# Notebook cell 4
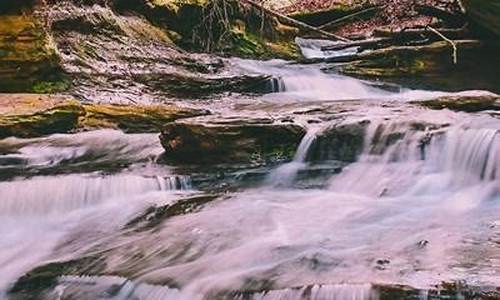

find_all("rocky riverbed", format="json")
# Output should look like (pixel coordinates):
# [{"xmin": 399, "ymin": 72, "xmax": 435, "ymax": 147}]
[{"xmin": 1, "ymin": 1, "xmax": 500, "ymax": 299}]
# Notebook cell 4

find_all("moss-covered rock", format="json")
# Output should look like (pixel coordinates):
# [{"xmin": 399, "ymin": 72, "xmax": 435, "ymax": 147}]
[
  {"xmin": 0, "ymin": 94, "xmax": 211, "ymax": 138},
  {"xmin": 0, "ymin": 15, "xmax": 68, "ymax": 93},
  {"xmin": 412, "ymin": 94, "xmax": 500, "ymax": 112},
  {"xmin": 80, "ymin": 102, "xmax": 210, "ymax": 133},
  {"xmin": 115, "ymin": 0, "xmax": 301, "ymax": 59},
  {"xmin": 160, "ymin": 116, "xmax": 306, "ymax": 164},
  {"xmin": 0, "ymin": 94, "xmax": 83, "ymax": 139},
  {"xmin": 338, "ymin": 40, "xmax": 483, "ymax": 78}
]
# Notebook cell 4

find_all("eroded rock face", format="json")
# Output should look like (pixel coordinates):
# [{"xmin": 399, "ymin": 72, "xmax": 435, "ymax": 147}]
[
  {"xmin": 160, "ymin": 116, "xmax": 306, "ymax": 164},
  {"xmin": 0, "ymin": 15, "xmax": 67, "ymax": 93},
  {"xmin": 0, "ymin": 94, "xmax": 209, "ymax": 138},
  {"xmin": 0, "ymin": 94, "xmax": 83, "ymax": 138}
]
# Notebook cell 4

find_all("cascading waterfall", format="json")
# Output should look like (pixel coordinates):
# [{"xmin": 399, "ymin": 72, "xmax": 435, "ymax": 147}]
[
  {"xmin": 267, "ymin": 126, "xmax": 323, "ymax": 187},
  {"xmin": 53, "ymin": 276, "xmax": 377, "ymax": 300},
  {"xmin": 233, "ymin": 58, "xmax": 389, "ymax": 101},
  {"xmin": 0, "ymin": 174, "xmax": 191, "ymax": 216},
  {"xmin": 329, "ymin": 121, "xmax": 500, "ymax": 198},
  {"xmin": 2, "ymin": 32, "xmax": 500, "ymax": 298}
]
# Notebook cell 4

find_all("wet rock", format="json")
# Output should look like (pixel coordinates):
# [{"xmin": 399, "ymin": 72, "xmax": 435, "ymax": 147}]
[
  {"xmin": 412, "ymin": 94, "xmax": 500, "ymax": 112},
  {"xmin": 39, "ymin": 1, "xmax": 285, "ymax": 102},
  {"xmin": 160, "ymin": 116, "xmax": 306, "ymax": 164},
  {"xmin": 337, "ymin": 40, "xmax": 484, "ymax": 78},
  {"xmin": 125, "ymin": 194, "xmax": 220, "ymax": 231},
  {"xmin": 80, "ymin": 103, "xmax": 210, "ymax": 133},
  {"xmin": 8, "ymin": 256, "xmax": 105, "ymax": 300},
  {"xmin": 307, "ymin": 120, "xmax": 368, "ymax": 162},
  {"xmin": 0, "ymin": 94, "xmax": 210, "ymax": 138},
  {"xmin": 0, "ymin": 94, "xmax": 84, "ymax": 139},
  {"xmin": 135, "ymin": 73, "xmax": 274, "ymax": 98}
]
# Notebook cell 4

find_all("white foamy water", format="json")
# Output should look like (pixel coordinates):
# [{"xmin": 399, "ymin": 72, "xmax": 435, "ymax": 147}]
[
  {"xmin": 90, "ymin": 118, "xmax": 498, "ymax": 299},
  {"xmin": 53, "ymin": 276, "xmax": 377, "ymax": 300},
  {"xmin": 233, "ymin": 42, "xmax": 497, "ymax": 103},
  {"xmin": 1, "ymin": 39, "xmax": 500, "ymax": 299},
  {"xmin": 233, "ymin": 58, "xmax": 390, "ymax": 101},
  {"xmin": 0, "ymin": 170, "xmax": 191, "ymax": 295},
  {"xmin": 0, "ymin": 129, "xmax": 163, "ymax": 170},
  {"xmin": 0, "ymin": 174, "xmax": 191, "ymax": 216},
  {"xmin": 267, "ymin": 125, "xmax": 323, "ymax": 186}
]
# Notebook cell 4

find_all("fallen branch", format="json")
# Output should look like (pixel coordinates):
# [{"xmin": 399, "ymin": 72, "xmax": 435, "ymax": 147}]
[
  {"xmin": 426, "ymin": 25, "xmax": 458, "ymax": 64},
  {"xmin": 373, "ymin": 27, "xmax": 469, "ymax": 39},
  {"xmin": 321, "ymin": 26, "xmax": 469, "ymax": 52},
  {"xmin": 303, "ymin": 40, "xmax": 480, "ymax": 64},
  {"xmin": 239, "ymin": 0, "xmax": 351, "ymax": 42},
  {"xmin": 321, "ymin": 37, "xmax": 391, "ymax": 51},
  {"xmin": 318, "ymin": 6, "xmax": 382, "ymax": 30}
]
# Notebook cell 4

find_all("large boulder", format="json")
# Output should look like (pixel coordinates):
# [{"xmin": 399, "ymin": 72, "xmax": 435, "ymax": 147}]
[{"xmin": 160, "ymin": 116, "xmax": 306, "ymax": 164}]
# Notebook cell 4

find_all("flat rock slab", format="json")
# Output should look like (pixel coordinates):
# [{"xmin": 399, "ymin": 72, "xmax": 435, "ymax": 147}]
[
  {"xmin": 0, "ymin": 94, "xmax": 209, "ymax": 138},
  {"xmin": 160, "ymin": 115, "xmax": 306, "ymax": 164},
  {"xmin": 411, "ymin": 94, "xmax": 500, "ymax": 112}
]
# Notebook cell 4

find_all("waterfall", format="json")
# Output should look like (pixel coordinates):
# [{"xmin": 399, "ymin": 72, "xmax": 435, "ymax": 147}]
[
  {"xmin": 53, "ymin": 276, "xmax": 377, "ymax": 300},
  {"xmin": 267, "ymin": 126, "xmax": 322, "ymax": 187},
  {"xmin": 428, "ymin": 128, "xmax": 499, "ymax": 182},
  {"xmin": 232, "ymin": 58, "xmax": 389, "ymax": 101},
  {"xmin": 0, "ymin": 174, "xmax": 191, "ymax": 216},
  {"xmin": 250, "ymin": 284, "xmax": 377, "ymax": 300},
  {"xmin": 330, "ymin": 120, "xmax": 500, "ymax": 198}
]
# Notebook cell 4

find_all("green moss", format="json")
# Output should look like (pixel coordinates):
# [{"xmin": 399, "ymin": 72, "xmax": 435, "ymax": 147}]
[
  {"xmin": 0, "ymin": 15, "xmax": 66, "ymax": 93},
  {"xmin": 229, "ymin": 29, "xmax": 300, "ymax": 59},
  {"xmin": 122, "ymin": 0, "xmax": 301, "ymax": 59},
  {"xmin": 31, "ymin": 79, "xmax": 71, "ymax": 94}
]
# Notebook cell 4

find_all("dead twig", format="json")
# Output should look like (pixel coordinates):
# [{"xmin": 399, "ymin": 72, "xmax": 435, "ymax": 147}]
[{"xmin": 426, "ymin": 25, "xmax": 458, "ymax": 64}]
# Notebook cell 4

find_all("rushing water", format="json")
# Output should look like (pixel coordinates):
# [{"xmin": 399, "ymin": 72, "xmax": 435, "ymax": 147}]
[{"xmin": 1, "ymin": 40, "xmax": 500, "ymax": 299}]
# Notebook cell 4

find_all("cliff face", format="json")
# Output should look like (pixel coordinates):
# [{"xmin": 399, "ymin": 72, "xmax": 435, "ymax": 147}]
[
  {"xmin": 0, "ymin": 14, "xmax": 66, "ymax": 93},
  {"xmin": 0, "ymin": 0, "xmax": 299, "ymax": 99}
]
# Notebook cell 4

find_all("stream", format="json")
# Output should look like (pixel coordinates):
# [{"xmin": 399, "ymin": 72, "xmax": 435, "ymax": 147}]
[{"xmin": 1, "ymin": 40, "xmax": 499, "ymax": 299}]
